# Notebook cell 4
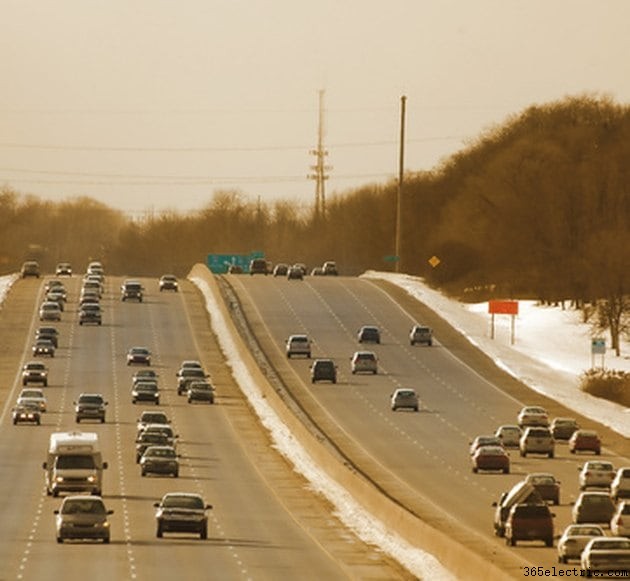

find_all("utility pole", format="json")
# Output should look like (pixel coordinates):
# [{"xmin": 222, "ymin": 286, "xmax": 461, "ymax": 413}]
[
  {"xmin": 395, "ymin": 95, "xmax": 407, "ymax": 273},
  {"xmin": 309, "ymin": 89, "xmax": 331, "ymax": 219}
]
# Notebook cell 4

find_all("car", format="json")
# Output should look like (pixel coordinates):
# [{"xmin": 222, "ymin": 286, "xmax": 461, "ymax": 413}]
[
  {"xmin": 557, "ymin": 524, "xmax": 605, "ymax": 563},
  {"xmin": 74, "ymin": 393, "xmax": 108, "ymax": 423},
  {"xmin": 578, "ymin": 460, "xmax": 615, "ymax": 490},
  {"xmin": 79, "ymin": 291, "xmax": 100, "ymax": 306},
  {"xmin": 227, "ymin": 264, "xmax": 243, "ymax": 274},
  {"xmin": 504, "ymin": 503, "xmax": 554, "ymax": 547},
  {"xmin": 17, "ymin": 388, "xmax": 47, "ymax": 412},
  {"xmin": 12, "ymin": 402, "xmax": 41, "ymax": 425},
  {"xmin": 272, "ymin": 263, "xmax": 288, "ymax": 276},
  {"xmin": 32, "ymin": 339, "xmax": 55, "ymax": 357},
  {"xmin": 249, "ymin": 258, "xmax": 268, "ymax": 275},
  {"xmin": 569, "ymin": 429, "xmax": 601, "ymax": 455},
  {"xmin": 159, "ymin": 274, "xmax": 178, "ymax": 291},
  {"xmin": 127, "ymin": 346, "xmax": 151, "ymax": 365},
  {"xmin": 472, "ymin": 445, "xmax": 510, "ymax": 474},
  {"xmin": 572, "ymin": 491, "xmax": 616, "ymax": 524},
  {"xmin": 140, "ymin": 445, "xmax": 179, "ymax": 477},
  {"xmin": 22, "ymin": 361, "xmax": 48, "ymax": 386},
  {"xmin": 350, "ymin": 351, "xmax": 378, "ymax": 374},
  {"xmin": 524, "ymin": 473, "xmax": 561, "ymax": 505},
  {"xmin": 409, "ymin": 325, "xmax": 433, "ymax": 346},
  {"xmin": 177, "ymin": 360, "xmax": 203, "ymax": 372},
  {"xmin": 55, "ymin": 262, "xmax": 72, "ymax": 276},
  {"xmin": 137, "ymin": 410, "xmax": 170, "ymax": 434},
  {"xmin": 54, "ymin": 495, "xmax": 113, "ymax": 543},
  {"xmin": 132, "ymin": 382, "xmax": 160, "ymax": 405},
  {"xmin": 177, "ymin": 367, "xmax": 209, "ymax": 395},
  {"xmin": 310, "ymin": 359, "xmax": 337, "ymax": 384},
  {"xmin": 581, "ymin": 537, "xmax": 630, "ymax": 573},
  {"xmin": 517, "ymin": 406, "xmax": 549, "ymax": 428},
  {"xmin": 39, "ymin": 301, "xmax": 61, "ymax": 322},
  {"xmin": 285, "ymin": 334, "xmax": 311, "ymax": 358},
  {"xmin": 135, "ymin": 432, "xmax": 170, "ymax": 462},
  {"xmin": 469, "ymin": 435, "xmax": 503, "ymax": 456},
  {"xmin": 82, "ymin": 279, "xmax": 103, "ymax": 297},
  {"xmin": 519, "ymin": 427, "xmax": 554, "ymax": 458},
  {"xmin": 46, "ymin": 290, "xmax": 66, "ymax": 310},
  {"xmin": 133, "ymin": 369, "xmax": 159, "ymax": 386},
  {"xmin": 21, "ymin": 260, "xmax": 40, "ymax": 277},
  {"xmin": 357, "ymin": 325, "xmax": 380, "ymax": 344},
  {"xmin": 187, "ymin": 381, "xmax": 215, "ymax": 404},
  {"xmin": 155, "ymin": 492, "xmax": 212, "ymax": 539},
  {"xmin": 36, "ymin": 326, "xmax": 59, "ymax": 348},
  {"xmin": 550, "ymin": 417, "xmax": 579, "ymax": 440},
  {"xmin": 611, "ymin": 501, "xmax": 630, "ymax": 537},
  {"xmin": 390, "ymin": 388, "xmax": 420, "ymax": 412},
  {"xmin": 121, "ymin": 280, "xmax": 144, "ymax": 301},
  {"xmin": 611, "ymin": 467, "xmax": 630, "ymax": 502},
  {"xmin": 322, "ymin": 261, "xmax": 338, "ymax": 275},
  {"xmin": 79, "ymin": 302, "xmax": 102, "ymax": 325},
  {"xmin": 287, "ymin": 265, "xmax": 304, "ymax": 280},
  {"xmin": 310, "ymin": 266, "xmax": 325, "ymax": 276},
  {"xmin": 495, "ymin": 425, "xmax": 522, "ymax": 448},
  {"xmin": 141, "ymin": 424, "xmax": 178, "ymax": 447},
  {"xmin": 44, "ymin": 279, "xmax": 64, "ymax": 292}
]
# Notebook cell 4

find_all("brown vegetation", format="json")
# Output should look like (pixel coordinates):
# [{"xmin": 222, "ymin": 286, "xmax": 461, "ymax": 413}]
[{"xmin": 580, "ymin": 368, "xmax": 630, "ymax": 407}]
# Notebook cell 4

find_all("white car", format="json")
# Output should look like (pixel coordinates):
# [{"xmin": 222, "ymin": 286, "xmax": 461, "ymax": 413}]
[
  {"xmin": 581, "ymin": 537, "xmax": 630, "ymax": 573},
  {"xmin": 285, "ymin": 335, "xmax": 311, "ymax": 358},
  {"xmin": 517, "ymin": 406, "xmax": 549, "ymax": 428},
  {"xmin": 39, "ymin": 301, "xmax": 62, "ymax": 322},
  {"xmin": 495, "ymin": 425, "xmax": 522, "ymax": 448},
  {"xmin": 611, "ymin": 502, "xmax": 630, "ymax": 537},
  {"xmin": 350, "ymin": 351, "xmax": 378, "ymax": 375},
  {"xmin": 611, "ymin": 467, "xmax": 630, "ymax": 501},
  {"xmin": 557, "ymin": 524, "xmax": 605, "ymax": 563},
  {"xmin": 390, "ymin": 388, "xmax": 419, "ymax": 412},
  {"xmin": 17, "ymin": 388, "xmax": 47, "ymax": 412},
  {"xmin": 578, "ymin": 461, "xmax": 615, "ymax": 490}
]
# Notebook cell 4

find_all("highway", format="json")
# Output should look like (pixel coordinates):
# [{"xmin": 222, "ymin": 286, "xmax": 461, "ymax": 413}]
[
  {"xmin": 225, "ymin": 273, "xmax": 630, "ymax": 577},
  {"xmin": 0, "ymin": 275, "xmax": 409, "ymax": 580}
]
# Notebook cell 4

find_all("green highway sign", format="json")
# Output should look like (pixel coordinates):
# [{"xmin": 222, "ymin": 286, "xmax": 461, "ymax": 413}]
[
  {"xmin": 384, "ymin": 255, "xmax": 400, "ymax": 262},
  {"xmin": 207, "ymin": 252, "xmax": 265, "ymax": 273}
]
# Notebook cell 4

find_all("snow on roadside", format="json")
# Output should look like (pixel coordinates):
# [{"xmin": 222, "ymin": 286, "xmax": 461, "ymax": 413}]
[
  {"xmin": 0, "ymin": 274, "xmax": 18, "ymax": 307},
  {"xmin": 190, "ymin": 274, "xmax": 454, "ymax": 581},
  {"xmin": 362, "ymin": 271, "xmax": 630, "ymax": 437}
]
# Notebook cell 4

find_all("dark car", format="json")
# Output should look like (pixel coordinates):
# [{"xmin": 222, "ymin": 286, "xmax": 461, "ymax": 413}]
[
  {"xmin": 36, "ymin": 326, "xmax": 59, "ymax": 348},
  {"xmin": 187, "ymin": 381, "xmax": 215, "ymax": 404},
  {"xmin": 140, "ymin": 445, "xmax": 179, "ymax": 477},
  {"xmin": 74, "ymin": 393, "xmax": 108, "ymax": 423},
  {"xmin": 572, "ymin": 491, "xmax": 615, "ymax": 524},
  {"xmin": 55, "ymin": 262, "xmax": 72, "ymax": 276},
  {"xmin": 322, "ymin": 261, "xmax": 338, "ymax": 275},
  {"xmin": 177, "ymin": 367, "xmax": 208, "ymax": 395},
  {"xmin": 273, "ymin": 263, "xmax": 288, "ymax": 277},
  {"xmin": 12, "ymin": 402, "xmax": 42, "ymax": 425},
  {"xmin": 79, "ymin": 303, "xmax": 102, "ymax": 326},
  {"xmin": 121, "ymin": 280, "xmax": 144, "ymax": 302},
  {"xmin": 22, "ymin": 361, "xmax": 48, "ymax": 386},
  {"xmin": 569, "ymin": 429, "xmax": 601, "ymax": 455},
  {"xmin": 287, "ymin": 265, "xmax": 304, "ymax": 280},
  {"xmin": 132, "ymin": 382, "xmax": 160, "ymax": 405},
  {"xmin": 551, "ymin": 417, "xmax": 579, "ymax": 440},
  {"xmin": 33, "ymin": 339, "xmax": 55, "ymax": 357},
  {"xmin": 132, "ymin": 369, "xmax": 159, "ymax": 386},
  {"xmin": 135, "ymin": 432, "xmax": 170, "ymax": 463},
  {"xmin": 525, "ymin": 473, "xmax": 561, "ymax": 505},
  {"xmin": 471, "ymin": 445, "xmax": 510, "ymax": 474},
  {"xmin": 21, "ymin": 261, "xmax": 40, "ymax": 278},
  {"xmin": 155, "ymin": 493, "xmax": 212, "ymax": 539},
  {"xmin": 227, "ymin": 265, "xmax": 243, "ymax": 274},
  {"xmin": 357, "ymin": 326, "xmax": 381, "ymax": 344},
  {"xmin": 505, "ymin": 503, "xmax": 554, "ymax": 547},
  {"xmin": 409, "ymin": 325, "xmax": 433, "ymax": 346},
  {"xmin": 310, "ymin": 359, "xmax": 337, "ymax": 384},
  {"xmin": 249, "ymin": 258, "xmax": 268, "ymax": 275},
  {"xmin": 127, "ymin": 347, "xmax": 151, "ymax": 366}
]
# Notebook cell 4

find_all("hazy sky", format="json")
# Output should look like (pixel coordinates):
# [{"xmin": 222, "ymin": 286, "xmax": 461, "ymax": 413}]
[{"xmin": 2, "ymin": 1, "xmax": 629, "ymax": 216}]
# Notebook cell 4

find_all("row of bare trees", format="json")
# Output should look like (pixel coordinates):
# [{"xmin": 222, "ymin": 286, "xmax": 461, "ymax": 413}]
[{"xmin": 1, "ymin": 95, "xmax": 628, "ymax": 349}]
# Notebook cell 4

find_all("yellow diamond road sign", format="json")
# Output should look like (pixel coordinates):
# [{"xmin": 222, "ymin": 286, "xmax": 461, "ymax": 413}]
[{"xmin": 428, "ymin": 255, "xmax": 441, "ymax": 268}]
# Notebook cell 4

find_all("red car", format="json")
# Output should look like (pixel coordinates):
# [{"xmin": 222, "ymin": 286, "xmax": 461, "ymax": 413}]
[
  {"xmin": 569, "ymin": 430, "xmax": 601, "ymax": 455},
  {"xmin": 472, "ymin": 445, "xmax": 510, "ymax": 474}
]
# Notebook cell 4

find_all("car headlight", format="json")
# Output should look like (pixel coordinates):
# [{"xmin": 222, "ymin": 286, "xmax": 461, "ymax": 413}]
[{"xmin": 87, "ymin": 475, "xmax": 96, "ymax": 483}]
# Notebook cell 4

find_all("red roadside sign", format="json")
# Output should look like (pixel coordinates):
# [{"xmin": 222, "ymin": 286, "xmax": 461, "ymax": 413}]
[{"xmin": 488, "ymin": 300, "xmax": 519, "ymax": 315}]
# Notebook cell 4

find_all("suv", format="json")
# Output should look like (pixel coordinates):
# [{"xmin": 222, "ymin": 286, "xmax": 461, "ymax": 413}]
[
  {"xmin": 409, "ymin": 325, "xmax": 433, "ymax": 346},
  {"xmin": 578, "ymin": 461, "xmax": 615, "ymax": 490},
  {"xmin": 310, "ymin": 359, "xmax": 337, "ymax": 384},
  {"xmin": 74, "ymin": 393, "xmax": 108, "ymax": 423},
  {"xmin": 520, "ymin": 427, "xmax": 554, "ymax": 458},
  {"xmin": 391, "ymin": 388, "xmax": 419, "ymax": 412},
  {"xmin": 54, "ymin": 495, "xmax": 113, "ymax": 544},
  {"xmin": 159, "ymin": 274, "xmax": 178, "ymax": 291},
  {"xmin": 21, "ymin": 261, "xmax": 40, "ymax": 278},
  {"xmin": 121, "ymin": 280, "xmax": 144, "ymax": 302},
  {"xmin": 505, "ymin": 503, "xmax": 554, "ymax": 547},
  {"xmin": 22, "ymin": 361, "xmax": 48, "ymax": 386},
  {"xmin": 611, "ymin": 467, "xmax": 630, "ymax": 501},
  {"xmin": 79, "ymin": 303, "xmax": 102, "ymax": 325},
  {"xmin": 357, "ymin": 326, "xmax": 380, "ymax": 344},
  {"xmin": 249, "ymin": 258, "xmax": 268, "ymax": 275},
  {"xmin": 322, "ymin": 261, "xmax": 338, "ymax": 275},
  {"xmin": 177, "ymin": 367, "xmax": 208, "ymax": 395},
  {"xmin": 155, "ymin": 493, "xmax": 212, "ymax": 539},
  {"xmin": 350, "ymin": 351, "xmax": 378, "ymax": 375},
  {"xmin": 187, "ymin": 381, "xmax": 215, "ymax": 404},
  {"xmin": 36, "ymin": 327, "xmax": 59, "ymax": 348},
  {"xmin": 55, "ymin": 262, "xmax": 72, "ymax": 276},
  {"xmin": 285, "ymin": 335, "xmax": 311, "ymax": 358},
  {"xmin": 39, "ymin": 302, "xmax": 61, "ymax": 321}
]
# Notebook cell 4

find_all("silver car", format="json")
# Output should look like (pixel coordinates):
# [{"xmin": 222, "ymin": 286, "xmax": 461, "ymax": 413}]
[
  {"xmin": 285, "ymin": 334, "xmax": 311, "ymax": 358},
  {"xmin": 390, "ymin": 388, "xmax": 419, "ymax": 412},
  {"xmin": 54, "ymin": 495, "xmax": 113, "ymax": 543},
  {"xmin": 519, "ymin": 427, "xmax": 554, "ymax": 458},
  {"xmin": 39, "ymin": 301, "xmax": 61, "ymax": 322},
  {"xmin": 409, "ymin": 325, "xmax": 433, "ymax": 346},
  {"xmin": 557, "ymin": 524, "xmax": 605, "ymax": 563},
  {"xmin": 350, "ymin": 351, "xmax": 377, "ymax": 375}
]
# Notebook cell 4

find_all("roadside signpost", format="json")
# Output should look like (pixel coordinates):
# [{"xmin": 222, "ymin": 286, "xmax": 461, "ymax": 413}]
[
  {"xmin": 591, "ymin": 338, "xmax": 606, "ymax": 369},
  {"xmin": 488, "ymin": 300, "xmax": 519, "ymax": 344}
]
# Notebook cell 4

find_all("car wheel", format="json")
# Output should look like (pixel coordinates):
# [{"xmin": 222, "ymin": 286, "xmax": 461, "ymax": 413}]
[
  {"xmin": 57, "ymin": 537, "xmax": 63, "ymax": 544},
  {"xmin": 141, "ymin": 470, "xmax": 146, "ymax": 477},
  {"xmin": 472, "ymin": 467, "xmax": 478, "ymax": 473},
  {"xmin": 414, "ymin": 406, "xmax": 419, "ymax": 412},
  {"xmin": 596, "ymin": 450, "xmax": 601, "ymax": 455},
  {"xmin": 156, "ymin": 399, "xmax": 160, "ymax": 405},
  {"xmin": 13, "ymin": 419, "xmax": 17, "ymax": 425},
  {"xmin": 503, "ymin": 467, "xmax": 510, "ymax": 474},
  {"xmin": 53, "ymin": 490, "xmax": 59, "ymax": 497},
  {"xmin": 76, "ymin": 418, "xmax": 80, "ymax": 423},
  {"xmin": 174, "ymin": 471, "xmax": 179, "ymax": 478},
  {"xmin": 548, "ymin": 451, "xmax": 554, "ymax": 458},
  {"xmin": 44, "ymin": 381, "xmax": 47, "ymax": 387},
  {"xmin": 187, "ymin": 398, "xmax": 192, "ymax": 403},
  {"xmin": 157, "ymin": 524, "xmax": 163, "ymax": 538},
  {"xmin": 200, "ymin": 524, "xmax": 208, "ymax": 540},
  {"xmin": 103, "ymin": 536, "xmax": 110, "ymax": 544},
  {"xmin": 545, "ymin": 537, "xmax": 553, "ymax": 547}
]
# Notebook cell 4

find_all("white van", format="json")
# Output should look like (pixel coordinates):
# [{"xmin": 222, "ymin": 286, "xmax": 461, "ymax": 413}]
[{"xmin": 43, "ymin": 432, "xmax": 108, "ymax": 497}]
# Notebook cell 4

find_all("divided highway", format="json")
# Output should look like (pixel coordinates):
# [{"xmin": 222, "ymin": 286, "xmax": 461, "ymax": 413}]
[
  {"xmin": 225, "ymin": 273, "xmax": 630, "ymax": 577},
  {"xmin": 0, "ymin": 275, "xmax": 409, "ymax": 580}
]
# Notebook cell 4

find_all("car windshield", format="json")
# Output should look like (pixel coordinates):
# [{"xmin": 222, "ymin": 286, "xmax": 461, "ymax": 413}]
[
  {"xmin": 141, "ymin": 434, "xmax": 168, "ymax": 444},
  {"xmin": 147, "ymin": 448, "xmax": 176, "ymax": 458},
  {"xmin": 397, "ymin": 390, "xmax": 416, "ymax": 398},
  {"xmin": 55, "ymin": 455, "xmax": 96, "ymax": 469},
  {"xmin": 162, "ymin": 495, "xmax": 204, "ymax": 509},
  {"xmin": 586, "ymin": 462, "xmax": 613, "ymax": 471},
  {"xmin": 530, "ymin": 475, "xmax": 555, "ymax": 485},
  {"xmin": 141, "ymin": 413, "xmax": 168, "ymax": 423},
  {"xmin": 136, "ymin": 384, "xmax": 158, "ymax": 392},
  {"xmin": 591, "ymin": 540, "xmax": 630, "ymax": 551},
  {"xmin": 79, "ymin": 395, "xmax": 103, "ymax": 404},
  {"xmin": 62, "ymin": 499, "xmax": 106, "ymax": 515},
  {"xmin": 20, "ymin": 390, "xmax": 43, "ymax": 398},
  {"xmin": 569, "ymin": 526, "xmax": 603, "ymax": 536}
]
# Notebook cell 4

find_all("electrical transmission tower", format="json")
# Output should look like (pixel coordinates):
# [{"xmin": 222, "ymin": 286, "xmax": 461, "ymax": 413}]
[{"xmin": 308, "ymin": 89, "xmax": 331, "ymax": 218}]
